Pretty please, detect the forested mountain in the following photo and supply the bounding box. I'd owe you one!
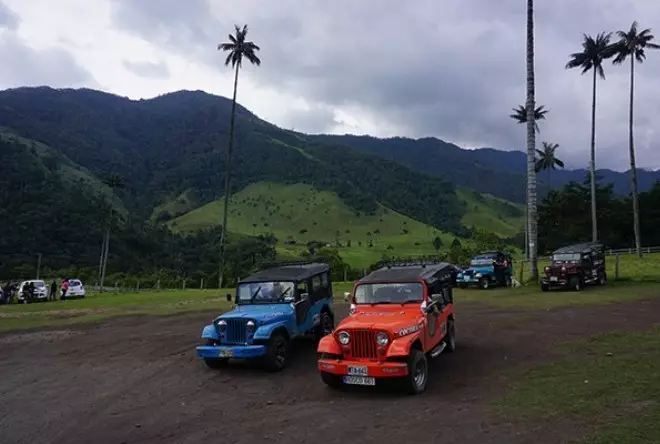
[311,134,660,203]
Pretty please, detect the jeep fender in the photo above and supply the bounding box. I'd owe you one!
[253,320,291,341]
[386,332,424,359]
[201,323,218,340]
[317,334,342,355]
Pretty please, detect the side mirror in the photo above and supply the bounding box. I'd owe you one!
[225,293,232,302]
[343,292,351,302]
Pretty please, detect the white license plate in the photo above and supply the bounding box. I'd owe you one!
[347,365,368,376]
[219,349,233,358]
[342,376,375,386]
[550,276,558,282]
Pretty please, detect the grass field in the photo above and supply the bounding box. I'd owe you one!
[495,325,660,443]
[168,181,458,268]
[165,181,525,269]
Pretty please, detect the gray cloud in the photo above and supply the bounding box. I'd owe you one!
[0,1,19,30]
[109,0,660,171]
[0,33,97,88]
[123,59,170,79]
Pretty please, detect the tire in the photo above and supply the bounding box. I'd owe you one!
[315,311,334,341]
[541,283,549,292]
[444,318,456,353]
[204,358,229,369]
[569,276,582,292]
[264,333,289,372]
[404,349,428,395]
[479,277,489,290]
[598,271,608,285]
[320,372,342,389]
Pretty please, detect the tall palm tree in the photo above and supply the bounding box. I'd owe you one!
[510,104,548,133]
[535,142,565,196]
[217,24,261,288]
[611,21,660,258]
[99,173,124,292]
[510,103,548,261]
[565,32,614,243]
[525,0,539,281]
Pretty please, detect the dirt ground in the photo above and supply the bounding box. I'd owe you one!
[2,298,660,444]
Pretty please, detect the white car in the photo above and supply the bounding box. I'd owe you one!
[65,279,86,299]
[17,280,49,303]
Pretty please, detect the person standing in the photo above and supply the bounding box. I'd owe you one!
[60,279,69,301]
[50,280,57,301]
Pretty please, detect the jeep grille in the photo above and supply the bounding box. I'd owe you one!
[220,319,248,345]
[348,329,378,359]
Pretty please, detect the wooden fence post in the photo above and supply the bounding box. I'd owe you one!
[182,279,186,290]
[200,278,204,290]
[157,279,161,291]
[615,253,620,280]
[519,260,525,283]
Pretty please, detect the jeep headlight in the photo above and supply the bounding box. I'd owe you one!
[476,273,482,278]
[375,331,389,346]
[217,320,227,331]
[246,320,256,333]
[337,331,350,345]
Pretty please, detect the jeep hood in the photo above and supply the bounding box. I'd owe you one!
[215,304,294,324]
[461,265,493,274]
[338,305,424,334]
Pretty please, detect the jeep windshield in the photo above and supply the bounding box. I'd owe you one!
[470,255,496,266]
[553,253,581,262]
[354,282,424,304]
[236,281,295,304]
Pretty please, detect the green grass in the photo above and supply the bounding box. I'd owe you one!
[494,325,660,443]
[168,181,458,268]
[457,282,660,310]
[0,282,355,333]
[457,187,525,238]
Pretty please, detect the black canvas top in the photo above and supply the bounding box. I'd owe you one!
[359,263,454,284]
[553,242,604,254]
[239,262,330,283]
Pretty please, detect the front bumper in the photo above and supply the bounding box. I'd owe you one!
[196,344,266,360]
[541,277,568,287]
[317,358,408,378]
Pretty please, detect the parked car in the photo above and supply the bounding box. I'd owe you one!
[541,242,607,292]
[17,280,49,303]
[64,279,86,299]
[196,261,335,372]
[456,250,513,289]
[317,259,457,394]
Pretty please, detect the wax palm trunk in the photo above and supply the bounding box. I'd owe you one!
[525,0,538,281]
[589,68,598,242]
[628,57,642,257]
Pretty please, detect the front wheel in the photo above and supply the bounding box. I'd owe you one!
[479,277,489,290]
[204,358,228,369]
[569,276,582,292]
[264,333,289,372]
[320,372,342,389]
[404,349,428,395]
[541,283,549,292]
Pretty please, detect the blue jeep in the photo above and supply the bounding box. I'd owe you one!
[196,261,335,372]
[456,251,513,289]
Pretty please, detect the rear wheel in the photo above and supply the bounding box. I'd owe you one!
[315,311,334,341]
[404,349,428,395]
[264,333,289,372]
[444,318,456,353]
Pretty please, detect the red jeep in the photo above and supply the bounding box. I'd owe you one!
[541,242,607,292]
[316,261,457,394]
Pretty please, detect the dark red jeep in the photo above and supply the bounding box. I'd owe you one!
[540,243,607,292]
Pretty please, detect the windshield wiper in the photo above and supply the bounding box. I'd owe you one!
[250,286,262,302]
[278,287,292,301]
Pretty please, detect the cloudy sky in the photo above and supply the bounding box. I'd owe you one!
[1,0,659,171]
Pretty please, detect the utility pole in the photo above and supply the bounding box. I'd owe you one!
[36,253,42,279]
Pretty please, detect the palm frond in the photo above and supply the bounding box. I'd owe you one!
[555,159,565,168]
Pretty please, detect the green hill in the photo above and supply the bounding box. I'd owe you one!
[168,182,459,268]
[457,187,524,238]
